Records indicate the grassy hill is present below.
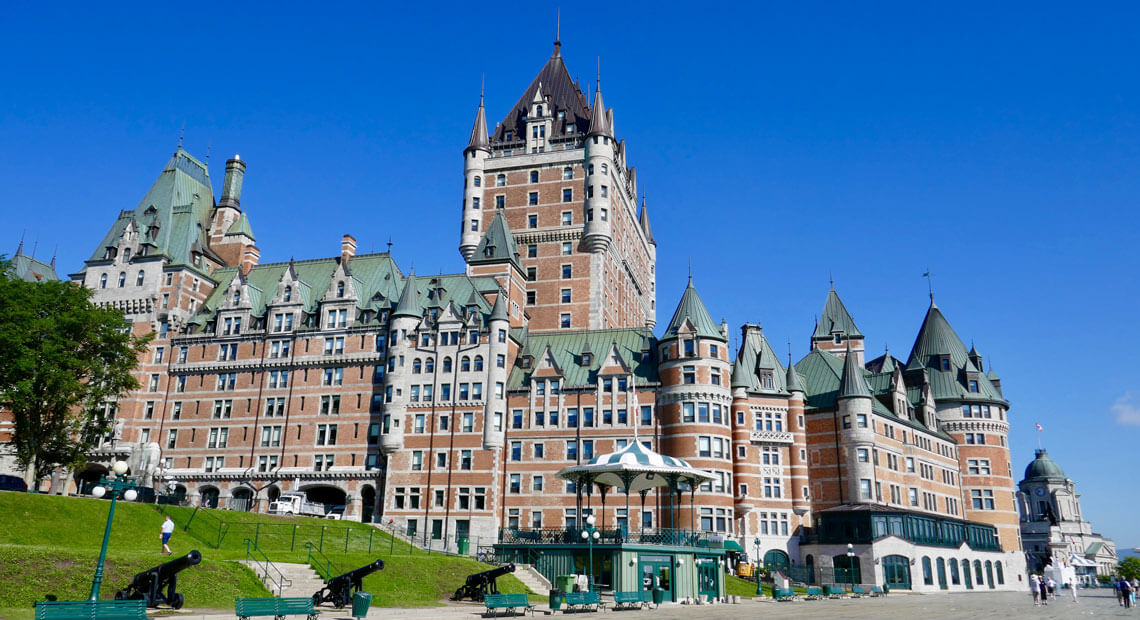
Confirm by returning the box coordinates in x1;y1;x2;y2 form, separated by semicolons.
0;491;530;616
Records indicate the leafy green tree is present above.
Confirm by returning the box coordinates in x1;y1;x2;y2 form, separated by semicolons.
1119;557;1140;581
0;258;149;486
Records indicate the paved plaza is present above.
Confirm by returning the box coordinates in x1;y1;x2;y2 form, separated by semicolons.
163;588;1136;620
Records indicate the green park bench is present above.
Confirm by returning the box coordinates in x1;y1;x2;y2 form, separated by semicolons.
823;585;846;599
870;586;886;597
611;591;652;610
774;588;796;601
804;586;823;600
235;597;317;620
850;585;867;598
483;593;534;617
562;591;605;612
35;600;147;620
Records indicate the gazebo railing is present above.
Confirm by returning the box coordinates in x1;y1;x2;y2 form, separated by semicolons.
498;526;719;549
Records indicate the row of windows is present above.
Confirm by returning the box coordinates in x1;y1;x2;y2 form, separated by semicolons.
98;270;147;289
412;355;497;373
410;382;484;402
518;406;654;429
920;557;1005;588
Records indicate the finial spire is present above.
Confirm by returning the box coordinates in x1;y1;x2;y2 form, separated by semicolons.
687;257;692;285
554;8;561;52
386;236;393;253
50;245;57;269
178;122;185;149
829;270;834;289
923;268;934;303
16;230;25;256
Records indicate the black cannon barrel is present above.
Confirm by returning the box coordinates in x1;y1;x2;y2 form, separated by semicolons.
465;563;514;584
328;558;384;585
147;550;202;578
313;559;384;608
115;550;201;609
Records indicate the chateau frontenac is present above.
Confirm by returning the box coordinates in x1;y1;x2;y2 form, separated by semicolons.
2;42;1028;591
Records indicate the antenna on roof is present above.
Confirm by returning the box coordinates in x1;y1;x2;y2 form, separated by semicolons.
16;230;25;256
687;257;692;285
205;141;212;165
178;122;185;150
31;239;38;259
386;236;393;253
50;245;57;269
829;270;834;289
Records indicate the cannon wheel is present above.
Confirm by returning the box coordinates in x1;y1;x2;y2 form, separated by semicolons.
171;593;184;610
114;591;127;600
334;592;349;609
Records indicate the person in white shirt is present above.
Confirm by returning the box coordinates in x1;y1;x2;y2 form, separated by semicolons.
160;515;175;555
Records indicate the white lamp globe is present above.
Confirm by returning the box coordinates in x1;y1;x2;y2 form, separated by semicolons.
124;489;138;501
112;461;129;475
581;530;589;540
593;531;600;540
586;514;596;526
92;486;106;498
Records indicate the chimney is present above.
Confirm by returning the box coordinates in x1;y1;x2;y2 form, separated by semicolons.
219;155;246;209
341;234;357;263
240;246;260;275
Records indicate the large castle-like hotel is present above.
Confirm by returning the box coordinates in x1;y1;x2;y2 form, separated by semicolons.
6;42;1036;591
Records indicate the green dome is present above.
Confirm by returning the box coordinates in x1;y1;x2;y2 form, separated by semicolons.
1024;450;1066;481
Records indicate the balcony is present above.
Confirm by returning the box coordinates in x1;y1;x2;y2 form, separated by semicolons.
750;430;794;444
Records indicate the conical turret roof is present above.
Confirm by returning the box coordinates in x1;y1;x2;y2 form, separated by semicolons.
469;211;522;271
905;301;969;370
489;291;509;323
493;45;591;143
786;360;804;393
467;95;490;152
813;287;863;339
392;271;421;319
639;198;655;244
588;85;611;137
226;213;256;240
663;278;724;341
837;344;871;399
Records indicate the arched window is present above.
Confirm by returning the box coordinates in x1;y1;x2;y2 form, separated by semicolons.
284;286;292;302
496;174;506;186
921;557;933;586
882;555;910;590
995;561;1004;585
936;558;947;589
425;358;435;373
949;558;960;585
474;356;484;371
473;175;481;187
136;270;145;286
412;359;422;374
442;357;452;373
962;560;973;589
99;274;108;289
973;560;983;586
233;290;241;305
588;163;595;175
118;272;126;287
461;356;471;372
562;167;573;180
984;561;994;588
337;281;345;298
536;105;543;117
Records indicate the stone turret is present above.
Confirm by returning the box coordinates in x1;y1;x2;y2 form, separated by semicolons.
583;85;614;254
460;95;491;261
381;272;421;455
837;342;874;503
482;292;510;449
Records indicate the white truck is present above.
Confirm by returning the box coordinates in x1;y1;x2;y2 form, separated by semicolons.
268;491;327;517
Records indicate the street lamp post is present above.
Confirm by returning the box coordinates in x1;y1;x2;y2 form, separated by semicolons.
89;460;138;601
580;514;601;592
847;544;855;593
754;539;763;596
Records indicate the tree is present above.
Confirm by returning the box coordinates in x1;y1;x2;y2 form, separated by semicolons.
0;258;150;486
1119;557;1140;581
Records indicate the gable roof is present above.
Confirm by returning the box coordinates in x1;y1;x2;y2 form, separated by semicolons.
10;245;59;282
662;278;724;341
731;326;788;393
491;45;592;144
507;328;657;389
813;287;863;339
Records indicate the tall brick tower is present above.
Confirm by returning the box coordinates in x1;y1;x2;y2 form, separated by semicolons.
458;41;656;332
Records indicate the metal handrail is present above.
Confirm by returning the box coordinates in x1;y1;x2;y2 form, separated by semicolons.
244;538;292;596
305;542;338;581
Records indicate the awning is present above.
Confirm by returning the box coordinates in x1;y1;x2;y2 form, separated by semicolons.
722;540;744;553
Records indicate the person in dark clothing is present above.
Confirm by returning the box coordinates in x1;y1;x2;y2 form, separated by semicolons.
1122;578;1134;609
1038;578;1049;605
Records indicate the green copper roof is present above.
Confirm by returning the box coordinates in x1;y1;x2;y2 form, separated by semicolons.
904;301;1006;404
731;326;788;393
226;214;255;240
9;246;59;282
837;345;871;399
813;288;863;339
469;211;522;271
507;328;657;389
489;291;509;322
1023;449;1066;481
662;278;724;341
392;271;422;319
786;360;804;393
87;148;216;270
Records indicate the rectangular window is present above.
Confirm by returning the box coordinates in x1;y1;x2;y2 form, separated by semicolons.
528;192;538;205
562;188;573;202
561;211;572;225
561;264;572;279
560;313;571;328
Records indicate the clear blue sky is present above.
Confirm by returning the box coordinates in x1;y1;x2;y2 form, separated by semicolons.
2;3;1136;549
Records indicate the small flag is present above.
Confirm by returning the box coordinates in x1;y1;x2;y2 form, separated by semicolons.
922;271;930;277
1035;423;1044;432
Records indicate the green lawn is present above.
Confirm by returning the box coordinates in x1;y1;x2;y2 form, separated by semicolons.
0;491;531;611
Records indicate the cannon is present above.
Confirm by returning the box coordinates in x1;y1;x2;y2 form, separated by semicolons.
114;550;201;609
311;559;384;608
451;563;515;602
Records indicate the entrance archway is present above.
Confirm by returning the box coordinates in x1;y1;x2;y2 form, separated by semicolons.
267;485;281;505
833;554;861;585
75;464;109;495
882;555;911;589
360;485;376;523
303;485;347;514
199;485;220;508
763;549;790;574
230;487;254;511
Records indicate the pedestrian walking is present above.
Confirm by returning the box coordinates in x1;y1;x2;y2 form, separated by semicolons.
160;515;175;555
1046;577;1056;600
1030;574;1040;606
1121;578;1133;609
1038;576;1049;605
1069;578;1078;602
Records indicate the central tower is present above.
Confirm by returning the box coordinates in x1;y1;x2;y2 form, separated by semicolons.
460;41;657;332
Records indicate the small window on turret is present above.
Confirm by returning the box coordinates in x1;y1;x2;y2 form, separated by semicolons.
941;358;951;370
473;176;481;187
833;333;842;344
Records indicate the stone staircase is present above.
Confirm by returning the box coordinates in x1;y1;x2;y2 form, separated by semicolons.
514;564;551;594
242;560;327;600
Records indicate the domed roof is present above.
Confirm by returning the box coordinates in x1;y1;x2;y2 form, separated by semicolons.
1024;449;1066;481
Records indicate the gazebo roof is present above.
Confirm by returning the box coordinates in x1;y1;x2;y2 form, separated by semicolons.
557;440;716;493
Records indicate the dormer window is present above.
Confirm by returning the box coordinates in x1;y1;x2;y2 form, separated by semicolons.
683;339;695;357
833;332;843;345
581;353;592;366
940;357;951;371
233;290;241;305
284;286;292;302
123;248;132;261
968;380;979;393
759;370;774;390
337;281;345;298
557;110;565;120
504;131;513;141
566;123;575;133
521;356;533;369
535;105;543;117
